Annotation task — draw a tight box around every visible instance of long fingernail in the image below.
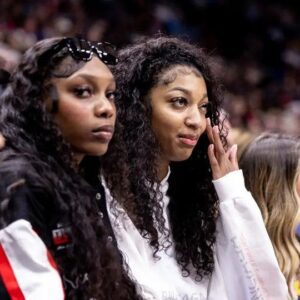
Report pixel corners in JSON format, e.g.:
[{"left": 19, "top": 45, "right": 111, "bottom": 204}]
[
  {"left": 206, "top": 118, "right": 211, "bottom": 126},
  {"left": 231, "top": 144, "right": 237, "bottom": 151}
]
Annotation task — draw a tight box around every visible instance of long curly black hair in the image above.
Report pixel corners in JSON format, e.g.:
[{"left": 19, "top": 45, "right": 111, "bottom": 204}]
[
  {"left": 103, "top": 36, "right": 227, "bottom": 280},
  {"left": 0, "top": 37, "right": 141, "bottom": 300}
]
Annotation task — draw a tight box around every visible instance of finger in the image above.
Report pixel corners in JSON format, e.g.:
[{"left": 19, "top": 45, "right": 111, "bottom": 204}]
[
  {"left": 228, "top": 144, "right": 239, "bottom": 170},
  {"left": 212, "top": 126, "right": 225, "bottom": 156},
  {"left": 207, "top": 144, "right": 219, "bottom": 178},
  {"left": 206, "top": 118, "right": 214, "bottom": 144}
]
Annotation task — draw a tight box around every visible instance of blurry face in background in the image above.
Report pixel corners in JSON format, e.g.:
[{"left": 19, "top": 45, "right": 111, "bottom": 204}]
[
  {"left": 296, "top": 171, "right": 300, "bottom": 197},
  {"left": 294, "top": 170, "right": 300, "bottom": 229},
  {"left": 49, "top": 57, "right": 116, "bottom": 161},
  {"left": 149, "top": 65, "right": 209, "bottom": 165}
]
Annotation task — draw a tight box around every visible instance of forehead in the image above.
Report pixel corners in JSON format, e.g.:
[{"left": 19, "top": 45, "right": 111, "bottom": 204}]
[
  {"left": 53, "top": 56, "right": 114, "bottom": 81},
  {"left": 149, "top": 64, "right": 207, "bottom": 98},
  {"left": 157, "top": 65, "right": 202, "bottom": 86},
  {"left": 69, "top": 57, "right": 114, "bottom": 79}
]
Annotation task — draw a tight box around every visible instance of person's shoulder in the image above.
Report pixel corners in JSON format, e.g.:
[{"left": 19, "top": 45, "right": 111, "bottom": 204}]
[
  {"left": 0, "top": 148, "right": 53, "bottom": 229},
  {"left": 0, "top": 147, "right": 37, "bottom": 189},
  {"left": 0, "top": 147, "right": 29, "bottom": 184}
]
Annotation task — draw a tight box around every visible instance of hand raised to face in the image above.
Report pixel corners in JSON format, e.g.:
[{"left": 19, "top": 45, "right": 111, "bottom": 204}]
[
  {"left": 206, "top": 118, "right": 239, "bottom": 180},
  {"left": 0, "top": 134, "right": 5, "bottom": 149}
]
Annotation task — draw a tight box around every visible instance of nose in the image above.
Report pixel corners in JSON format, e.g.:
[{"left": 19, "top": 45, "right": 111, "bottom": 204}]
[
  {"left": 94, "top": 95, "right": 115, "bottom": 119},
  {"left": 185, "top": 106, "right": 203, "bottom": 129}
]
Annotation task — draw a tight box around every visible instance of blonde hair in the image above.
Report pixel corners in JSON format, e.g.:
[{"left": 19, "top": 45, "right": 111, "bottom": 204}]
[{"left": 240, "top": 133, "right": 300, "bottom": 299}]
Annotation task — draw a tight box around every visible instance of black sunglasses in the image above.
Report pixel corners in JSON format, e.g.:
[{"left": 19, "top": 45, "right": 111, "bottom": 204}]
[{"left": 41, "top": 37, "right": 118, "bottom": 66}]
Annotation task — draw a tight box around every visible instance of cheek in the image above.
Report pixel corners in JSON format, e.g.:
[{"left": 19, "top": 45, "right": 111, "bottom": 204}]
[
  {"left": 152, "top": 114, "right": 178, "bottom": 142},
  {"left": 111, "top": 107, "right": 117, "bottom": 124},
  {"left": 53, "top": 105, "right": 93, "bottom": 150},
  {"left": 55, "top": 102, "right": 90, "bottom": 132},
  {"left": 60, "top": 100, "right": 89, "bottom": 118}
]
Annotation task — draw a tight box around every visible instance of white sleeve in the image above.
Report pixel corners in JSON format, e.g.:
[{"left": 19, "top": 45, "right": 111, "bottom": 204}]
[
  {"left": 213, "top": 170, "right": 289, "bottom": 300},
  {"left": 0, "top": 219, "right": 65, "bottom": 300}
]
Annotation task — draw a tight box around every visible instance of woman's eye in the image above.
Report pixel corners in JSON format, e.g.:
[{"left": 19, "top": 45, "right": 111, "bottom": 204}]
[
  {"left": 106, "top": 91, "right": 116, "bottom": 101},
  {"left": 199, "top": 102, "right": 211, "bottom": 115},
  {"left": 171, "top": 97, "right": 188, "bottom": 108},
  {"left": 73, "top": 86, "right": 92, "bottom": 98}
]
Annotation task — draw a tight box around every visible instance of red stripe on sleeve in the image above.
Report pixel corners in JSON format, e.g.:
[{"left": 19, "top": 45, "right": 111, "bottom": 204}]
[
  {"left": 0, "top": 244, "right": 25, "bottom": 300},
  {"left": 46, "top": 250, "right": 58, "bottom": 270},
  {"left": 46, "top": 251, "right": 65, "bottom": 299}
]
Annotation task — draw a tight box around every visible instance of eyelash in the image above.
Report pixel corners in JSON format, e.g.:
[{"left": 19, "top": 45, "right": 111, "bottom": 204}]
[
  {"left": 199, "top": 103, "right": 210, "bottom": 114},
  {"left": 73, "top": 86, "right": 93, "bottom": 98},
  {"left": 106, "top": 91, "right": 116, "bottom": 101},
  {"left": 171, "top": 97, "right": 188, "bottom": 108},
  {"left": 171, "top": 97, "right": 211, "bottom": 115},
  {"left": 73, "top": 87, "right": 116, "bottom": 102}
]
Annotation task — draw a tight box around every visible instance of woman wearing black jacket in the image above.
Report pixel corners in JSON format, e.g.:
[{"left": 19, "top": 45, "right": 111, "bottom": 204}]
[{"left": 0, "top": 37, "right": 140, "bottom": 300}]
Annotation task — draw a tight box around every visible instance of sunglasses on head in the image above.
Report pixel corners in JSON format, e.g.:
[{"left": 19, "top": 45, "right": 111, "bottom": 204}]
[{"left": 41, "top": 37, "right": 118, "bottom": 65}]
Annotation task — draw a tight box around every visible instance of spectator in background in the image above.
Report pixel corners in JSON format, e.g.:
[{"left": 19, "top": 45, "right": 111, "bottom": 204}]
[
  {"left": 1, "top": 0, "right": 300, "bottom": 137},
  {"left": 240, "top": 133, "right": 300, "bottom": 300}
]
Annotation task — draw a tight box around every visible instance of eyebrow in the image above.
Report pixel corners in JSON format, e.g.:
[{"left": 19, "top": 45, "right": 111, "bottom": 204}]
[
  {"left": 168, "top": 87, "right": 208, "bottom": 101},
  {"left": 69, "top": 73, "right": 115, "bottom": 84}
]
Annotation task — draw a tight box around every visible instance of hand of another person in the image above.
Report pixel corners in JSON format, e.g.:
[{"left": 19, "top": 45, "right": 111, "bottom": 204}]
[
  {"left": 206, "top": 118, "right": 239, "bottom": 180},
  {"left": 0, "top": 134, "right": 5, "bottom": 149}
]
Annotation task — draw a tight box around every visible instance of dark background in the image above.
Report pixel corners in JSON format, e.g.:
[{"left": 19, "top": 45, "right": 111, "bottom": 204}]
[{"left": 1, "top": 0, "right": 300, "bottom": 134}]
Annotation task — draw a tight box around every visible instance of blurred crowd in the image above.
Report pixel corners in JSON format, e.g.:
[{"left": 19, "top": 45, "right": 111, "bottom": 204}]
[{"left": 1, "top": 0, "right": 300, "bottom": 134}]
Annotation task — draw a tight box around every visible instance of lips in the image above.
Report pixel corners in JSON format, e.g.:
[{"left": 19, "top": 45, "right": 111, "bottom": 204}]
[
  {"left": 91, "top": 125, "right": 114, "bottom": 142},
  {"left": 178, "top": 133, "right": 199, "bottom": 146}
]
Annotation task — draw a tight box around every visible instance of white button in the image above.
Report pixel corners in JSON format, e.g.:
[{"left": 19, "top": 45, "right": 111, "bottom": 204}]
[
  {"left": 98, "top": 212, "right": 104, "bottom": 218},
  {"left": 107, "top": 236, "right": 113, "bottom": 242},
  {"left": 95, "top": 193, "right": 101, "bottom": 200}
]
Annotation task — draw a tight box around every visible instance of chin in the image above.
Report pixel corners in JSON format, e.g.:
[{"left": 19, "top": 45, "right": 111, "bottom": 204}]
[
  {"left": 171, "top": 151, "right": 194, "bottom": 162},
  {"left": 86, "top": 147, "right": 109, "bottom": 157}
]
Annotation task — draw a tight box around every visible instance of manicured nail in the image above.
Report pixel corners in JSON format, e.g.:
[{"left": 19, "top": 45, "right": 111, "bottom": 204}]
[
  {"left": 231, "top": 144, "right": 238, "bottom": 152},
  {"left": 206, "top": 118, "right": 211, "bottom": 126}
]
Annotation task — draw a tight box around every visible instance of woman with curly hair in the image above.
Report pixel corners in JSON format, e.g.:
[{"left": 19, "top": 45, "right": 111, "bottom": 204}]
[
  {"left": 0, "top": 37, "right": 141, "bottom": 300},
  {"left": 240, "top": 133, "right": 300, "bottom": 300},
  {"left": 102, "top": 36, "right": 288, "bottom": 299}
]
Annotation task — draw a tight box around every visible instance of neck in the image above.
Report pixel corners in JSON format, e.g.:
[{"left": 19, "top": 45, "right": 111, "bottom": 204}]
[
  {"left": 157, "top": 157, "right": 169, "bottom": 182},
  {"left": 73, "top": 153, "right": 85, "bottom": 166}
]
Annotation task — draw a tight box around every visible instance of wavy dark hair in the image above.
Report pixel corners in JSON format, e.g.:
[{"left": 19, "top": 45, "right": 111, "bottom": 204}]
[
  {"left": 103, "top": 36, "right": 227, "bottom": 280},
  {"left": 0, "top": 37, "right": 141, "bottom": 300}
]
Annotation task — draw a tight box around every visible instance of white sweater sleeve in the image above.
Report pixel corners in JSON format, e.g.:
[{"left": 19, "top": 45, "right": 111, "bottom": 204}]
[{"left": 213, "top": 170, "right": 289, "bottom": 300}]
